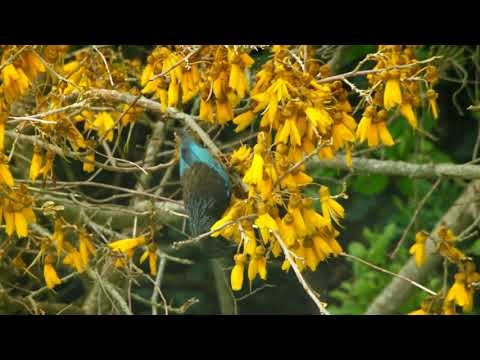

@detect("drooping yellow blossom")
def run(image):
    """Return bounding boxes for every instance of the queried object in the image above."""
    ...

[243,144,265,185]
[228,48,254,99]
[319,185,344,227]
[2,64,30,103]
[231,253,247,291]
[3,186,36,238]
[0,154,14,188]
[446,272,472,312]
[247,245,267,284]
[63,246,87,273]
[91,112,115,142]
[305,107,333,135]
[39,150,55,179]
[210,200,245,238]
[232,111,255,133]
[356,109,394,147]
[79,231,96,265]
[427,89,439,119]
[44,254,62,289]
[409,230,428,267]
[29,146,44,181]
[140,243,158,276]
[400,94,418,128]
[229,145,251,172]
[384,71,402,110]
[437,225,466,263]
[108,235,147,254]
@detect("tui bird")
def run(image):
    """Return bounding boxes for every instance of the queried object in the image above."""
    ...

[177,129,233,257]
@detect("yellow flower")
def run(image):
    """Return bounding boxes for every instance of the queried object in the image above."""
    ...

[356,107,374,144]
[29,146,44,181]
[384,75,402,110]
[400,102,417,128]
[427,89,439,119]
[409,230,428,267]
[140,244,158,276]
[319,185,344,226]
[20,51,46,81]
[376,120,394,146]
[243,144,264,185]
[278,214,297,246]
[437,226,466,263]
[230,145,251,172]
[312,234,333,260]
[302,206,328,234]
[303,238,321,271]
[52,218,65,256]
[248,245,267,284]
[92,112,115,142]
[276,117,302,146]
[2,64,30,103]
[44,254,62,289]
[39,150,55,179]
[233,111,255,133]
[4,207,31,238]
[167,80,180,108]
[0,162,14,188]
[305,107,333,135]
[210,201,244,237]
[79,231,96,265]
[216,100,233,123]
[446,272,473,312]
[255,211,278,244]
[229,64,249,99]
[2,186,36,238]
[63,247,86,273]
[199,99,214,122]
[281,259,291,271]
[83,151,95,173]
[231,253,247,291]
[108,235,146,254]
[438,225,456,242]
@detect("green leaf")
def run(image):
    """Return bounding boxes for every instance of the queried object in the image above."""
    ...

[467,239,480,256]
[352,174,389,195]
[348,242,367,258]
[395,178,414,197]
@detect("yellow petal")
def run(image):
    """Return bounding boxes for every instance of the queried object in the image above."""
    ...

[384,79,402,110]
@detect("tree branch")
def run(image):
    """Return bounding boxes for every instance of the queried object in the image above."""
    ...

[311,155,480,180]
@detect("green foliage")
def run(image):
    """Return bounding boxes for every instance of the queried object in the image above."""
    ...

[351,175,389,195]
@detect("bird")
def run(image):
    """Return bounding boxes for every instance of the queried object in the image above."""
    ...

[177,129,233,257]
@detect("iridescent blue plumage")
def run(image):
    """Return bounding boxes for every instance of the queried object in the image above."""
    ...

[178,130,232,240]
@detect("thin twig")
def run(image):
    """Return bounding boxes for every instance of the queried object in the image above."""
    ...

[390,177,443,259]
[151,256,168,315]
[341,252,437,296]
[93,45,114,87]
[272,230,330,315]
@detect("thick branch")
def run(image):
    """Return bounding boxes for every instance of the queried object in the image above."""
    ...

[365,180,480,314]
[312,155,480,180]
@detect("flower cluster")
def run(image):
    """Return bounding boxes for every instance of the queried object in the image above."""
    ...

[357,45,439,148]
[141,45,254,124]
[409,226,480,314]
[107,233,159,276]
